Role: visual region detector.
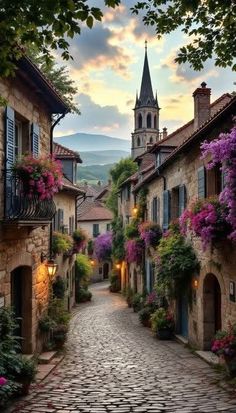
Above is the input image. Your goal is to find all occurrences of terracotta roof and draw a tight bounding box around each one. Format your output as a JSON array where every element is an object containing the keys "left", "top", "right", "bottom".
[
  {"left": 77, "top": 201, "right": 113, "bottom": 222},
  {"left": 53, "top": 142, "right": 82, "bottom": 162},
  {"left": 61, "top": 176, "right": 85, "bottom": 195},
  {"left": 133, "top": 94, "right": 236, "bottom": 192},
  {"left": 17, "top": 56, "right": 69, "bottom": 114}
]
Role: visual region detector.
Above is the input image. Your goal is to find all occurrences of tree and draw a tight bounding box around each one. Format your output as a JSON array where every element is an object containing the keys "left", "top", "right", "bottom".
[
  {"left": 28, "top": 47, "right": 79, "bottom": 113},
  {"left": 132, "top": 0, "right": 236, "bottom": 71},
  {"left": 0, "top": 0, "right": 121, "bottom": 77},
  {"left": 106, "top": 158, "right": 138, "bottom": 215}
]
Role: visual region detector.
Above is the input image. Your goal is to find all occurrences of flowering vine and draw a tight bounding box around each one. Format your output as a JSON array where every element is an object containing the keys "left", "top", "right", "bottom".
[
  {"left": 139, "top": 221, "right": 162, "bottom": 248},
  {"left": 94, "top": 232, "right": 112, "bottom": 261},
  {"left": 125, "top": 239, "right": 144, "bottom": 264},
  {"left": 201, "top": 125, "right": 236, "bottom": 241},
  {"left": 13, "top": 154, "right": 63, "bottom": 200}
]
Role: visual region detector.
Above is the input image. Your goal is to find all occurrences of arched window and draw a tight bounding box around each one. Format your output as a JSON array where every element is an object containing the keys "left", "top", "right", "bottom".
[
  {"left": 147, "top": 113, "right": 152, "bottom": 128},
  {"left": 137, "top": 137, "right": 141, "bottom": 147},
  {"left": 138, "top": 114, "right": 142, "bottom": 129},
  {"left": 150, "top": 137, "right": 153, "bottom": 144},
  {"left": 154, "top": 115, "right": 157, "bottom": 129}
]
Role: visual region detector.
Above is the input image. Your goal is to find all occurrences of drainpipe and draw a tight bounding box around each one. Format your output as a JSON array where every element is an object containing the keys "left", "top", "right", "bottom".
[{"left": 49, "top": 110, "right": 69, "bottom": 257}]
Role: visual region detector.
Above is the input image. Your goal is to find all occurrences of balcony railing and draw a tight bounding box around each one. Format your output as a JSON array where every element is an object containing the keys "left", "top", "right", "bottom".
[{"left": 4, "top": 170, "right": 56, "bottom": 226}]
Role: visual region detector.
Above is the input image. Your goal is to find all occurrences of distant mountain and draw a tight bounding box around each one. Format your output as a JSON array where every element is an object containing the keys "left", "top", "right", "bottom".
[
  {"left": 78, "top": 164, "right": 114, "bottom": 183},
  {"left": 54, "top": 133, "right": 131, "bottom": 152},
  {"left": 80, "top": 150, "right": 130, "bottom": 166}
]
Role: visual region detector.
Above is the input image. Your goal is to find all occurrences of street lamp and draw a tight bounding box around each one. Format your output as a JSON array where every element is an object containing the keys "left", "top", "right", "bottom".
[{"left": 45, "top": 259, "right": 58, "bottom": 280}]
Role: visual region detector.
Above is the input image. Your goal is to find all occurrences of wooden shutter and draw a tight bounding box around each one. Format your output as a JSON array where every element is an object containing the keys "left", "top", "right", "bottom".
[
  {"left": 31, "top": 123, "right": 40, "bottom": 157},
  {"left": 179, "top": 185, "right": 186, "bottom": 216},
  {"left": 163, "top": 190, "right": 170, "bottom": 230},
  {"left": 5, "top": 107, "right": 15, "bottom": 169},
  {"left": 198, "top": 166, "right": 206, "bottom": 199}
]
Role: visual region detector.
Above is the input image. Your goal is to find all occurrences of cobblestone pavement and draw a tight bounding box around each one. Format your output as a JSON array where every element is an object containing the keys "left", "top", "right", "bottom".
[{"left": 7, "top": 282, "right": 236, "bottom": 413}]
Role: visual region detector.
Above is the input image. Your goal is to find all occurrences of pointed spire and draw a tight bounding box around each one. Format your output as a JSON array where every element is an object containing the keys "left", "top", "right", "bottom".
[{"left": 138, "top": 41, "right": 156, "bottom": 107}]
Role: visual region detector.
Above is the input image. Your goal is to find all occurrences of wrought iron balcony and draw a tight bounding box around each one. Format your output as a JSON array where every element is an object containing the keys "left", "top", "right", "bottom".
[{"left": 4, "top": 170, "right": 56, "bottom": 226}]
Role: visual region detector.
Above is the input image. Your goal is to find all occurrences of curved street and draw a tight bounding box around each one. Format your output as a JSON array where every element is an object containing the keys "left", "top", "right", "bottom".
[{"left": 8, "top": 283, "right": 236, "bottom": 413}]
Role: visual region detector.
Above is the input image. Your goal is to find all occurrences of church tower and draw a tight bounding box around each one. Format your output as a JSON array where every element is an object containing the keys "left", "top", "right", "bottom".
[{"left": 131, "top": 42, "right": 160, "bottom": 159}]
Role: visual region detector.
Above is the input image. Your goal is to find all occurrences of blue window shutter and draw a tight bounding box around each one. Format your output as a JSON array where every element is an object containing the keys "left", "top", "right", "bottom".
[
  {"left": 198, "top": 166, "right": 206, "bottom": 199},
  {"left": 179, "top": 185, "right": 186, "bottom": 216},
  {"left": 163, "top": 190, "right": 170, "bottom": 230},
  {"left": 221, "top": 171, "right": 227, "bottom": 190},
  {"left": 31, "top": 123, "right": 40, "bottom": 157},
  {"left": 5, "top": 106, "right": 15, "bottom": 169}
]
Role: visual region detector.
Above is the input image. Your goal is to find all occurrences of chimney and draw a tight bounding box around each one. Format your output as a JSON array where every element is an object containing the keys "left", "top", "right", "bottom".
[
  {"left": 162, "top": 127, "right": 168, "bottom": 140},
  {"left": 193, "top": 82, "right": 211, "bottom": 130}
]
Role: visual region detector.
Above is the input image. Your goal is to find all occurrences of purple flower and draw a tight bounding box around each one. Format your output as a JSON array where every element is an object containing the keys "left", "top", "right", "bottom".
[
  {"left": 0, "top": 377, "right": 7, "bottom": 386},
  {"left": 94, "top": 232, "right": 112, "bottom": 261}
]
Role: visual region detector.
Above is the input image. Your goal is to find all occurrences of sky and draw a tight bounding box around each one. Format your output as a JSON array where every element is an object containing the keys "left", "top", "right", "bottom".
[{"left": 54, "top": 0, "right": 236, "bottom": 142}]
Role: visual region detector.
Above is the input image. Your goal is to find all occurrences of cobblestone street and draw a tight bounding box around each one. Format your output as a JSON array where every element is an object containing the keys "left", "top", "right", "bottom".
[{"left": 7, "top": 282, "right": 236, "bottom": 413}]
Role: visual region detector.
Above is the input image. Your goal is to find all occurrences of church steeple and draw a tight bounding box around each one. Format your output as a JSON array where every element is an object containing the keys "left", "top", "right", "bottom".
[
  {"left": 136, "top": 41, "right": 158, "bottom": 109},
  {"left": 131, "top": 42, "right": 160, "bottom": 159}
]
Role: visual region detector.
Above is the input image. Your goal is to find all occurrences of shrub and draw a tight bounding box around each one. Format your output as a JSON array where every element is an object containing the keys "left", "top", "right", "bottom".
[
  {"left": 52, "top": 275, "right": 66, "bottom": 299},
  {"left": 38, "top": 315, "right": 57, "bottom": 333},
  {"left": 75, "top": 254, "right": 92, "bottom": 288},
  {"left": 76, "top": 288, "right": 92, "bottom": 303},
  {"left": 52, "top": 232, "right": 73, "bottom": 255},
  {"left": 125, "top": 220, "right": 139, "bottom": 240},
  {"left": 72, "top": 228, "right": 87, "bottom": 252},
  {"left": 126, "top": 286, "right": 134, "bottom": 306},
  {"left": 48, "top": 298, "right": 70, "bottom": 326},
  {"left": 139, "top": 221, "right": 162, "bottom": 248},
  {"left": 109, "top": 270, "right": 120, "bottom": 293},
  {"left": 132, "top": 293, "right": 144, "bottom": 312},
  {"left": 150, "top": 308, "right": 174, "bottom": 332},
  {"left": 111, "top": 217, "right": 125, "bottom": 261},
  {"left": 138, "top": 307, "right": 153, "bottom": 326}
]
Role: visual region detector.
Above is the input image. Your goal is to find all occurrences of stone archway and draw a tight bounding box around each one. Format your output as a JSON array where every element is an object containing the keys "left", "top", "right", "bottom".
[
  {"left": 203, "top": 273, "right": 222, "bottom": 350},
  {"left": 11, "top": 266, "right": 32, "bottom": 354}
]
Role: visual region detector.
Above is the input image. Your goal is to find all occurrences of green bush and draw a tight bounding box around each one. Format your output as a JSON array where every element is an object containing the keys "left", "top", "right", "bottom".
[
  {"left": 138, "top": 307, "right": 153, "bottom": 326},
  {"left": 38, "top": 315, "right": 57, "bottom": 332},
  {"left": 48, "top": 298, "right": 70, "bottom": 326},
  {"left": 52, "top": 275, "right": 66, "bottom": 299},
  {"left": 75, "top": 254, "right": 92, "bottom": 288},
  {"left": 150, "top": 308, "right": 174, "bottom": 332},
  {"left": 52, "top": 232, "right": 73, "bottom": 255},
  {"left": 76, "top": 288, "right": 92, "bottom": 303},
  {"left": 109, "top": 270, "right": 120, "bottom": 293},
  {"left": 125, "top": 220, "right": 139, "bottom": 240},
  {"left": 132, "top": 293, "right": 144, "bottom": 312},
  {"left": 126, "top": 286, "right": 134, "bottom": 306}
]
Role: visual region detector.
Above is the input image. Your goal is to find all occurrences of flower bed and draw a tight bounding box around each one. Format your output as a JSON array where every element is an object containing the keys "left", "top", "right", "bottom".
[
  {"left": 12, "top": 154, "right": 63, "bottom": 200},
  {"left": 180, "top": 198, "right": 231, "bottom": 249}
]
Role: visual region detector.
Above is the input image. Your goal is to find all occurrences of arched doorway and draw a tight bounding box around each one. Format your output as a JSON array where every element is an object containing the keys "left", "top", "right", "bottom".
[
  {"left": 203, "top": 273, "right": 222, "bottom": 350},
  {"left": 11, "top": 266, "right": 32, "bottom": 354},
  {"left": 103, "top": 262, "right": 109, "bottom": 279}
]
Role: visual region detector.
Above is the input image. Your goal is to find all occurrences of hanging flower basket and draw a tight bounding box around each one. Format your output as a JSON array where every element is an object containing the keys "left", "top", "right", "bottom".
[
  {"left": 72, "top": 228, "right": 87, "bottom": 252},
  {"left": 139, "top": 221, "right": 162, "bottom": 248},
  {"left": 12, "top": 154, "right": 63, "bottom": 200}
]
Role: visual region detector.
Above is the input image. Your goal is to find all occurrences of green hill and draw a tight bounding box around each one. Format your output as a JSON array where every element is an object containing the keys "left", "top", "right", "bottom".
[{"left": 78, "top": 164, "right": 114, "bottom": 183}]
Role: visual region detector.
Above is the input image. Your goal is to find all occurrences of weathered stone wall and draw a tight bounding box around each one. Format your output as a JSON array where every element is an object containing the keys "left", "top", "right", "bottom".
[
  {"left": 144, "top": 111, "right": 236, "bottom": 349},
  {"left": 0, "top": 74, "right": 53, "bottom": 353}
]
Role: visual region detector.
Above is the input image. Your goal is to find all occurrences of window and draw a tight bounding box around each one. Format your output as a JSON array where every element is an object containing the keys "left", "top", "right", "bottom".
[
  {"left": 69, "top": 216, "right": 75, "bottom": 235},
  {"left": 93, "top": 223, "right": 99, "bottom": 238},
  {"left": 138, "top": 114, "right": 142, "bottom": 129},
  {"left": 171, "top": 185, "right": 186, "bottom": 220},
  {"left": 106, "top": 223, "right": 111, "bottom": 231},
  {"left": 149, "top": 137, "right": 153, "bottom": 144},
  {"left": 156, "top": 153, "right": 161, "bottom": 168},
  {"left": 137, "top": 136, "right": 141, "bottom": 147},
  {"left": 163, "top": 190, "right": 171, "bottom": 230},
  {"left": 154, "top": 115, "right": 157, "bottom": 129},
  {"left": 151, "top": 197, "right": 159, "bottom": 223},
  {"left": 206, "top": 165, "right": 223, "bottom": 197},
  {"left": 198, "top": 166, "right": 206, "bottom": 199},
  {"left": 147, "top": 113, "right": 152, "bottom": 128},
  {"left": 15, "top": 120, "right": 22, "bottom": 158}
]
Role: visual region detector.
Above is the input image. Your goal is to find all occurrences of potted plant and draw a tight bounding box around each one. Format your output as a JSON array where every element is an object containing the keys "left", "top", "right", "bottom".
[
  {"left": 138, "top": 307, "right": 153, "bottom": 327},
  {"left": 212, "top": 323, "right": 236, "bottom": 377},
  {"left": 52, "top": 232, "right": 73, "bottom": 255},
  {"left": 126, "top": 286, "right": 134, "bottom": 307},
  {"left": 151, "top": 308, "right": 174, "bottom": 339},
  {"left": 52, "top": 324, "right": 68, "bottom": 349},
  {"left": 15, "top": 357, "right": 37, "bottom": 395},
  {"left": 132, "top": 293, "right": 143, "bottom": 312}
]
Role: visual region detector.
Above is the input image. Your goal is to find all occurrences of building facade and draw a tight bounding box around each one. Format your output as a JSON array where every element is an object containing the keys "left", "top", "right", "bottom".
[{"left": 0, "top": 56, "right": 69, "bottom": 353}]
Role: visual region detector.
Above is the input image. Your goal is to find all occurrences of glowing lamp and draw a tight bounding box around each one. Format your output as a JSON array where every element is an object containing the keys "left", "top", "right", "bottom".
[
  {"left": 193, "top": 278, "right": 199, "bottom": 289},
  {"left": 115, "top": 263, "right": 121, "bottom": 270},
  {"left": 132, "top": 207, "right": 138, "bottom": 216},
  {"left": 45, "top": 260, "right": 58, "bottom": 279},
  {"left": 90, "top": 259, "right": 95, "bottom": 266}
]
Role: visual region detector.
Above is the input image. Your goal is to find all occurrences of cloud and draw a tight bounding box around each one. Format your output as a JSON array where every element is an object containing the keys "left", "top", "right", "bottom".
[{"left": 54, "top": 93, "right": 132, "bottom": 139}]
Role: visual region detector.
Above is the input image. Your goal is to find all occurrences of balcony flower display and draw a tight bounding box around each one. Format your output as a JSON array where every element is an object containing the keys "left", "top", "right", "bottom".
[
  {"left": 94, "top": 232, "right": 112, "bottom": 261},
  {"left": 212, "top": 323, "right": 236, "bottom": 377},
  {"left": 72, "top": 228, "right": 87, "bottom": 252},
  {"left": 52, "top": 232, "right": 73, "bottom": 255},
  {"left": 12, "top": 154, "right": 63, "bottom": 200},
  {"left": 201, "top": 125, "right": 236, "bottom": 241},
  {"left": 179, "top": 198, "right": 231, "bottom": 249},
  {"left": 125, "top": 238, "right": 144, "bottom": 264},
  {"left": 139, "top": 221, "right": 162, "bottom": 248}
]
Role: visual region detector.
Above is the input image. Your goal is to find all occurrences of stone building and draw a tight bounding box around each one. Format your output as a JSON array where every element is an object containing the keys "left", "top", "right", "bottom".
[
  {"left": 0, "top": 56, "right": 69, "bottom": 353},
  {"left": 134, "top": 86, "right": 236, "bottom": 349},
  {"left": 53, "top": 142, "right": 84, "bottom": 310},
  {"left": 77, "top": 184, "right": 113, "bottom": 282}
]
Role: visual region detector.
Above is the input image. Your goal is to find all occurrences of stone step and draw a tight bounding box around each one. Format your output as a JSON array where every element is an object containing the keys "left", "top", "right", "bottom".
[
  {"left": 36, "top": 355, "right": 64, "bottom": 381},
  {"left": 38, "top": 351, "right": 57, "bottom": 364},
  {"left": 196, "top": 350, "right": 219, "bottom": 366}
]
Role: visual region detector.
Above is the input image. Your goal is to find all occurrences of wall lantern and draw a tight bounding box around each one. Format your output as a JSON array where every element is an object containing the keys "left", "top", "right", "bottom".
[
  {"left": 90, "top": 259, "right": 95, "bottom": 266},
  {"left": 132, "top": 206, "right": 138, "bottom": 217},
  {"left": 41, "top": 253, "right": 58, "bottom": 279},
  {"left": 193, "top": 277, "right": 199, "bottom": 289},
  {"left": 115, "top": 263, "right": 121, "bottom": 270}
]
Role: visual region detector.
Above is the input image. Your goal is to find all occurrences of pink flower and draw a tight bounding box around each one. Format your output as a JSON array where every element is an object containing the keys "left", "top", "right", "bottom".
[{"left": 0, "top": 377, "right": 7, "bottom": 386}]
